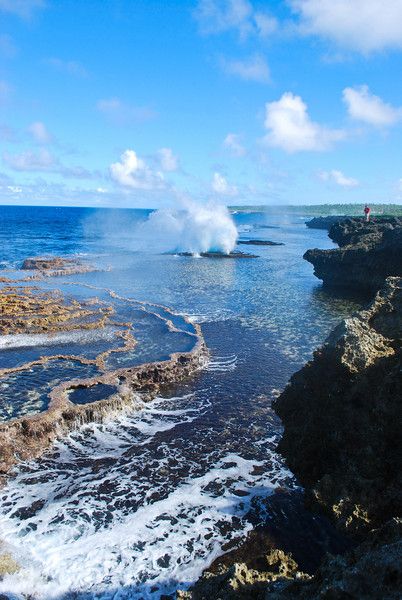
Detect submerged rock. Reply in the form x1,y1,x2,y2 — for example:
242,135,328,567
304,217,402,291
274,276,402,535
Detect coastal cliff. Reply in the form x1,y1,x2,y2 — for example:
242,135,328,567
304,217,402,291
274,276,402,535
182,220,402,599
180,278,402,599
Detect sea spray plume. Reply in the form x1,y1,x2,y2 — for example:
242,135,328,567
135,201,238,255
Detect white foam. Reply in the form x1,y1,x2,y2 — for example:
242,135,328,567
0,393,293,599
0,327,117,350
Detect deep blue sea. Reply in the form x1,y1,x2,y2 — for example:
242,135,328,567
0,205,362,599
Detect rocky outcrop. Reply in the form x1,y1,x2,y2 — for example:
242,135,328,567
0,336,207,480
21,255,96,276
177,541,307,600
238,240,284,246
274,277,402,535
305,216,348,230
269,518,402,599
304,217,402,291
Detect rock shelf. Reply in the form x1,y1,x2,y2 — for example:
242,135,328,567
0,276,208,480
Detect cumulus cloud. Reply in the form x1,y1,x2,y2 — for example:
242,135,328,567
28,121,53,144
45,57,88,78
263,92,345,153
223,133,246,157
220,54,270,83
211,172,238,196
343,85,402,127
194,0,277,39
110,149,165,190
291,0,402,54
97,98,156,125
319,169,359,188
157,148,178,172
0,0,45,19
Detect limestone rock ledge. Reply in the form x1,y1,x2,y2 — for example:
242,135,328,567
304,217,402,291
274,276,402,535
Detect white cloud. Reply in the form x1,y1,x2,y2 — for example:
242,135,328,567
97,98,156,125
220,54,270,83
263,92,345,153
211,172,238,196
157,148,178,172
28,121,53,144
0,0,45,19
319,169,359,188
45,57,88,78
194,0,277,39
343,85,402,127
223,133,246,157
291,0,402,54
110,149,165,190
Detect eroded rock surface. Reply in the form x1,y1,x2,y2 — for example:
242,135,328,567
268,518,402,600
305,216,349,230
274,277,402,535
304,217,402,291
21,255,96,277
0,285,112,335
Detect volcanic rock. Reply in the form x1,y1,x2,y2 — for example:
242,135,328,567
304,217,402,291
274,277,402,535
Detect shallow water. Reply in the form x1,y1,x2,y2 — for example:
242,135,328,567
0,207,364,599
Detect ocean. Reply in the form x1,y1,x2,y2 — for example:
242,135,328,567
0,205,362,599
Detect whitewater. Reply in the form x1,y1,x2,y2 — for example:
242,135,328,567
0,206,363,598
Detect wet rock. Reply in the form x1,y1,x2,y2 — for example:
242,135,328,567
21,255,95,276
177,543,306,599
176,251,258,258
0,285,113,336
274,277,402,535
238,240,284,247
304,217,402,291
268,518,402,600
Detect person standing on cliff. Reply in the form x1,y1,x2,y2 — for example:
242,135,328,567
364,204,371,222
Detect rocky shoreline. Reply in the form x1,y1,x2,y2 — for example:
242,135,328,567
304,217,402,292
182,217,402,599
0,271,208,481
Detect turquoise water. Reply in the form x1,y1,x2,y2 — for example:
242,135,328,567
0,206,363,599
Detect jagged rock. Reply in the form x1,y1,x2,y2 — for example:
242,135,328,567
304,217,402,291
305,216,349,230
268,518,402,600
274,277,402,535
177,545,306,600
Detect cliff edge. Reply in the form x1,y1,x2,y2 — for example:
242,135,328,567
304,217,402,291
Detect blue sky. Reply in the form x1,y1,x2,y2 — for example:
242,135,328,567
1,0,402,207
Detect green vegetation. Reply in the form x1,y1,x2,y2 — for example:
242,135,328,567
230,204,402,216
